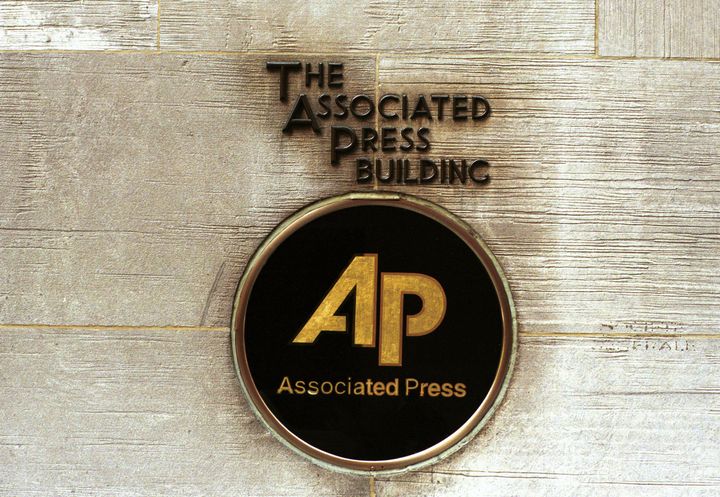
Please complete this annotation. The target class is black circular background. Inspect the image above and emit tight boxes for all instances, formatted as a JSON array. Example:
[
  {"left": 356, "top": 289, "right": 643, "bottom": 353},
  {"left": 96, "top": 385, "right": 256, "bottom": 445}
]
[{"left": 241, "top": 203, "right": 504, "bottom": 462}]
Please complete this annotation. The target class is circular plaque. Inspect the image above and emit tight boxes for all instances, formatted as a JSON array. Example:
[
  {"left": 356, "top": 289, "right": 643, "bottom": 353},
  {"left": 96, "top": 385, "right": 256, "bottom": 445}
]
[{"left": 231, "top": 192, "right": 515, "bottom": 473}]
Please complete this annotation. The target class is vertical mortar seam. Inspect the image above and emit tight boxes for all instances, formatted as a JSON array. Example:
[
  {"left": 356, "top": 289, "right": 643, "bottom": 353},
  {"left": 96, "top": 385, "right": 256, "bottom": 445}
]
[
  {"left": 595, "top": 0, "right": 600, "bottom": 55},
  {"left": 156, "top": 0, "right": 162, "bottom": 49}
]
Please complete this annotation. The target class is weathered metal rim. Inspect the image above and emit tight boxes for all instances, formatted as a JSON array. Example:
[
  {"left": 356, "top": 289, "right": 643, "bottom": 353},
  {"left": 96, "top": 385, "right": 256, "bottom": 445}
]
[{"left": 230, "top": 191, "right": 517, "bottom": 476}]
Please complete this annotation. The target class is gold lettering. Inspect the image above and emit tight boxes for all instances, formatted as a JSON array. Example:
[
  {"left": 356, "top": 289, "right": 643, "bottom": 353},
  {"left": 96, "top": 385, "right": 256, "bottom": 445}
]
[
  {"left": 293, "top": 254, "right": 377, "bottom": 346},
  {"left": 353, "top": 381, "right": 366, "bottom": 395},
  {"left": 405, "top": 377, "right": 419, "bottom": 395},
  {"left": 277, "top": 376, "right": 293, "bottom": 394},
  {"left": 373, "top": 381, "right": 386, "bottom": 396},
  {"left": 386, "top": 378, "right": 399, "bottom": 396},
  {"left": 275, "top": 377, "right": 465, "bottom": 398},
  {"left": 441, "top": 382, "right": 454, "bottom": 398},
  {"left": 379, "top": 273, "right": 446, "bottom": 366},
  {"left": 307, "top": 380, "right": 319, "bottom": 395}
]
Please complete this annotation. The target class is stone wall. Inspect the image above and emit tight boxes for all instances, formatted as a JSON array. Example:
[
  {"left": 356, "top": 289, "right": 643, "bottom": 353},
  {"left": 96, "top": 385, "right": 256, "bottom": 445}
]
[{"left": 1, "top": 1, "right": 719, "bottom": 496}]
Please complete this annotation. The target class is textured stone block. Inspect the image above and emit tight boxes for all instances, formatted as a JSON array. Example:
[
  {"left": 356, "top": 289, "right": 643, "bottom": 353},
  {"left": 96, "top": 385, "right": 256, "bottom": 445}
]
[
  {"left": 160, "top": 0, "right": 594, "bottom": 54},
  {"left": 0, "top": 1, "right": 157, "bottom": 49}
]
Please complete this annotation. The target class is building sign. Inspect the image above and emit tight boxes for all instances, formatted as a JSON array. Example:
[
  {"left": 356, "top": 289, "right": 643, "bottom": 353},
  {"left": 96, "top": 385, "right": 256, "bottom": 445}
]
[
  {"left": 232, "top": 192, "right": 515, "bottom": 472},
  {"left": 266, "top": 61, "right": 492, "bottom": 186}
]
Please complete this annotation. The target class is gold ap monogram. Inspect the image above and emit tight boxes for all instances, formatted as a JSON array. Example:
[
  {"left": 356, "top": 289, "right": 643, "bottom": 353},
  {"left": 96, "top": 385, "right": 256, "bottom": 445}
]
[{"left": 293, "top": 254, "right": 447, "bottom": 366}]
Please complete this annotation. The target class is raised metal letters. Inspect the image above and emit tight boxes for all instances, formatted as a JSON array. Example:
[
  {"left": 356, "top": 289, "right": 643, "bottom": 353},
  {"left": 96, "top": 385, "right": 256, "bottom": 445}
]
[
  {"left": 267, "top": 61, "right": 493, "bottom": 186},
  {"left": 293, "top": 254, "right": 447, "bottom": 366}
]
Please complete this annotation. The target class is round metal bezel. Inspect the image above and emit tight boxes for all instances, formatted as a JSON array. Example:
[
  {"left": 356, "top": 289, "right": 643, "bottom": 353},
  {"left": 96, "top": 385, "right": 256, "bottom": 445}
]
[{"left": 231, "top": 191, "right": 516, "bottom": 475}]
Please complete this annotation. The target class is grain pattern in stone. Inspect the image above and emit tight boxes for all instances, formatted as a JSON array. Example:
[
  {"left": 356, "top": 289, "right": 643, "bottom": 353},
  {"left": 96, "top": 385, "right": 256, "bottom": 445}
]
[
  {"left": 159, "top": 0, "right": 594, "bottom": 54},
  {"left": 0, "top": 327, "right": 717, "bottom": 496},
  {"left": 0, "top": 327, "right": 367, "bottom": 496},
  {"left": 1, "top": 54, "right": 719, "bottom": 334},
  {"left": 378, "top": 56, "right": 720, "bottom": 335},
  {"left": 0, "top": 53, "right": 374, "bottom": 327},
  {"left": 376, "top": 334, "right": 720, "bottom": 496},
  {"left": 599, "top": 0, "right": 720, "bottom": 58},
  {"left": 0, "top": 1, "right": 157, "bottom": 50}
]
